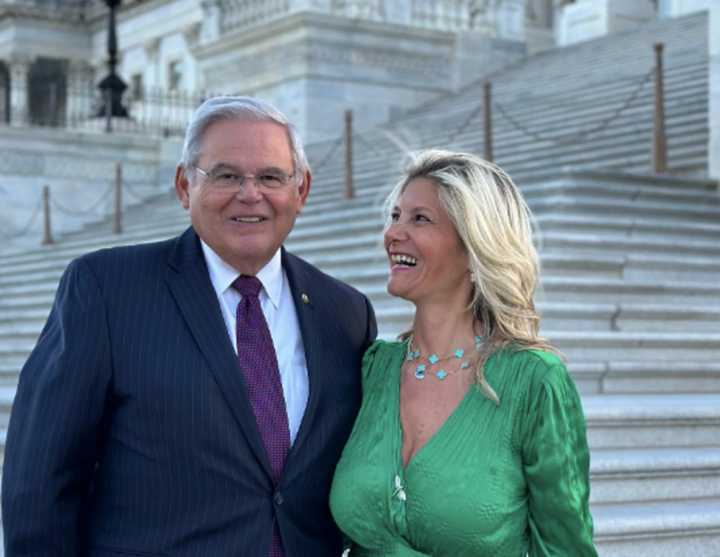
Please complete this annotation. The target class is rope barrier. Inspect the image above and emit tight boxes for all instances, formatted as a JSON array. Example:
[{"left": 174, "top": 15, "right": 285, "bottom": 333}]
[
  {"left": 0, "top": 195, "right": 42, "bottom": 240},
  {"left": 493, "top": 67, "right": 654, "bottom": 147},
  {"left": 122, "top": 180, "right": 155, "bottom": 203},
  {"left": 446, "top": 100, "right": 487, "bottom": 145},
  {"left": 354, "top": 132, "right": 386, "bottom": 159},
  {"left": 49, "top": 183, "right": 114, "bottom": 217},
  {"left": 310, "top": 137, "right": 343, "bottom": 173}
]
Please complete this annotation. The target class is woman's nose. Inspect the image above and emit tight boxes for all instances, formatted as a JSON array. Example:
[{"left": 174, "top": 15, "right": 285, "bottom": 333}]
[{"left": 384, "top": 222, "right": 407, "bottom": 244}]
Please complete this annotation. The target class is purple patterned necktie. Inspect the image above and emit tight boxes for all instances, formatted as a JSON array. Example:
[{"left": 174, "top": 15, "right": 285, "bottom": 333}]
[{"left": 233, "top": 275, "right": 290, "bottom": 557}]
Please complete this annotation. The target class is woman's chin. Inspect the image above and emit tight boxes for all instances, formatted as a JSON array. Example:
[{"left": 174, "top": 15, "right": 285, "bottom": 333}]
[{"left": 386, "top": 281, "right": 413, "bottom": 302}]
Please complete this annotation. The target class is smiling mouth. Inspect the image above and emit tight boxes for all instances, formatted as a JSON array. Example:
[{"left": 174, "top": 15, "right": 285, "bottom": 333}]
[
  {"left": 231, "top": 216, "right": 267, "bottom": 223},
  {"left": 390, "top": 253, "right": 418, "bottom": 267}
]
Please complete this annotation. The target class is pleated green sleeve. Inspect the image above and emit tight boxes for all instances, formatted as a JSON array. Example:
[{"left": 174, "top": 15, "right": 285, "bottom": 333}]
[{"left": 521, "top": 359, "right": 598, "bottom": 556}]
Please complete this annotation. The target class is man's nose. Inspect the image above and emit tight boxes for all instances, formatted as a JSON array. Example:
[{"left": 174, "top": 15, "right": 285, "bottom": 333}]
[{"left": 234, "top": 179, "right": 263, "bottom": 201}]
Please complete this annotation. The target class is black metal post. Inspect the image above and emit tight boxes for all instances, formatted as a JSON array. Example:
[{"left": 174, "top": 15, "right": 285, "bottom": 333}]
[
  {"left": 113, "top": 162, "right": 123, "bottom": 234},
  {"left": 484, "top": 81, "right": 493, "bottom": 163},
  {"left": 42, "top": 186, "right": 53, "bottom": 245},
  {"left": 344, "top": 110, "right": 354, "bottom": 199},
  {"left": 653, "top": 43, "right": 667, "bottom": 174},
  {"left": 97, "top": 0, "right": 129, "bottom": 131}
]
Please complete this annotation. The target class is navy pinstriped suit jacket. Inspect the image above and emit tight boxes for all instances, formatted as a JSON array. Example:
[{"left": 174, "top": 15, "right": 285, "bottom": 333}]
[{"left": 2, "top": 227, "right": 377, "bottom": 557}]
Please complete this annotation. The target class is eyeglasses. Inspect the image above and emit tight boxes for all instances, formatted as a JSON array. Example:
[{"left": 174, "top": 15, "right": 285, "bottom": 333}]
[{"left": 193, "top": 166, "right": 298, "bottom": 191}]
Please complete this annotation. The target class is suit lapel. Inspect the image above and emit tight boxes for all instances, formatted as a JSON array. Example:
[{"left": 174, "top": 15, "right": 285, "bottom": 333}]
[
  {"left": 282, "top": 250, "right": 324, "bottom": 462},
  {"left": 164, "top": 228, "right": 273, "bottom": 480}
]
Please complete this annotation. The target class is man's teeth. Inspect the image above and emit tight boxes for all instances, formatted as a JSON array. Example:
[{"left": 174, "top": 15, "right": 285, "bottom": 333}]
[
  {"left": 233, "top": 217, "right": 263, "bottom": 223},
  {"left": 391, "top": 254, "right": 417, "bottom": 266}
]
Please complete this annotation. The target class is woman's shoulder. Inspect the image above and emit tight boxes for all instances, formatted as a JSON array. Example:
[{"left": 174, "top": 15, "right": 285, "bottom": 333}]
[
  {"left": 361, "top": 339, "right": 405, "bottom": 381},
  {"left": 488, "top": 346, "right": 571, "bottom": 395}
]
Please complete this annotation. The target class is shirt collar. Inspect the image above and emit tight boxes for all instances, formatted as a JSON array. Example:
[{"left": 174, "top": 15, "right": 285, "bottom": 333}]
[{"left": 200, "top": 241, "right": 283, "bottom": 309}]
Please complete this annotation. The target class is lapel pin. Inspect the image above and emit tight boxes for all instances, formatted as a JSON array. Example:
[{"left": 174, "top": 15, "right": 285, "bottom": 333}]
[{"left": 301, "top": 293, "right": 310, "bottom": 304}]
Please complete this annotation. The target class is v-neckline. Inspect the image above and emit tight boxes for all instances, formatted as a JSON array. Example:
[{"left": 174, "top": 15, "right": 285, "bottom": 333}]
[{"left": 394, "top": 341, "right": 475, "bottom": 472}]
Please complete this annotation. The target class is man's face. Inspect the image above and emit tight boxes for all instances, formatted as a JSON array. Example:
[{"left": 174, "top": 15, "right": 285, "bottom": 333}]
[{"left": 175, "top": 118, "right": 311, "bottom": 275}]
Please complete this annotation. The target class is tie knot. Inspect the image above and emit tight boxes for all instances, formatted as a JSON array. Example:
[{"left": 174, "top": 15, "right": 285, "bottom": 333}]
[{"left": 233, "top": 275, "right": 262, "bottom": 298}]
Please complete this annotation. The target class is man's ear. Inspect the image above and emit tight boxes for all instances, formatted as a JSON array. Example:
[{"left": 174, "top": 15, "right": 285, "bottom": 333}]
[
  {"left": 175, "top": 165, "right": 191, "bottom": 210},
  {"left": 296, "top": 170, "right": 312, "bottom": 212}
]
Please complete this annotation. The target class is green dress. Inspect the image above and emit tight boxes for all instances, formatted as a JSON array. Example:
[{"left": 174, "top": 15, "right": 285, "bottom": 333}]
[{"left": 329, "top": 340, "right": 597, "bottom": 557}]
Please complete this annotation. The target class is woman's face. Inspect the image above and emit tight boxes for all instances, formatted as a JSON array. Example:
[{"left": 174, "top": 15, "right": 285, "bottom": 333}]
[{"left": 384, "top": 177, "right": 471, "bottom": 305}]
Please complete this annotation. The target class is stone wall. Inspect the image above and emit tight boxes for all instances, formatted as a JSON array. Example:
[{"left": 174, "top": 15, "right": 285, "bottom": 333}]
[
  {"left": 658, "top": 0, "right": 712, "bottom": 17},
  {"left": 0, "top": 127, "right": 181, "bottom": 249},
  {"left": 195, "top": 10, "right": 525, "bottom": 142},
  {"left": 556, "top": 0, "right": 656, "bottom": 46}
]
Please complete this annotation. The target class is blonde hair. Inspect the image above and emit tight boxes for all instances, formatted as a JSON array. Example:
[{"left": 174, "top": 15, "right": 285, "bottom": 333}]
[{"left": 385, "top": 150, "right": 557, "bottom": 404}]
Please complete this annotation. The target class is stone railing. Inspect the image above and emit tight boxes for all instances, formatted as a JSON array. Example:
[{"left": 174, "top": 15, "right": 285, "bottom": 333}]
[
  {"left": 219, "top": 0, "right": 290, "bottom": 33},
  {"left": 216, "top": 0, "right": 479, "bottom": 34},
  {"left": 410, "top": 0, "right": 472, "bottom": 31},
  {"left": 0, "top": 0, "right": 89, "bottom": 20}
]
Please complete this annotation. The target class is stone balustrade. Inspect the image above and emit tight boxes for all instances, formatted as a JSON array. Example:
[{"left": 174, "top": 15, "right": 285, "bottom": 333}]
[{"left": 216, "top": 0, "right": 485, "bottom": 34}]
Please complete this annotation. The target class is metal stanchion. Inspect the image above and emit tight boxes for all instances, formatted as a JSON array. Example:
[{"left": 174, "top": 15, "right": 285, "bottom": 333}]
[
  {"left": 344, "top": 110, "right": 354, "bottom": 199},
  {"left": 113, "top": 162, "right": 123, "bottom": 234},
  {"left": 484, "top": 81, "right": 493, "bottom": 163},
  {"left": 42, "top": 186, "right": 53, "bottom": 245},
  {"left": 653, "top": 42, "right": 667, "bottom": 174}
]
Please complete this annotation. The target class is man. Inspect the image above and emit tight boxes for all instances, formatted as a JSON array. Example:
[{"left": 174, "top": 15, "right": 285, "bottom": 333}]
[{"left": 2, "top": 96, "right": 377, "bottom": 556}]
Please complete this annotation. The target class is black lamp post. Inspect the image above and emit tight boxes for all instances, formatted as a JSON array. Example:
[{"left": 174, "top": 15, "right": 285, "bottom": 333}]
[{"left": 97, "top": 0, "right": 129, "bottom": 130}]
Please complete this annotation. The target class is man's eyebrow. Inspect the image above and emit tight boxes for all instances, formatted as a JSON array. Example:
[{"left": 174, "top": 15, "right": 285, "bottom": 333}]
[
  {"left": 207, "top": 162, "right": 241, "bottom": 173},
  {"left": 207, "top": 163, "right": 289, "bottom": 174}
]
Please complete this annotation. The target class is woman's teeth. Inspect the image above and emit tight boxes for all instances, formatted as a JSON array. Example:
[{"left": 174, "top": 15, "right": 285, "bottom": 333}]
[{"left": 391, "top": 254, "right": 417, "bottom": 267}]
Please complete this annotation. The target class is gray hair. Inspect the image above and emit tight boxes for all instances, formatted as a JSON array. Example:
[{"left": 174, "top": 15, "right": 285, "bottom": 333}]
[{"left": 180, "top": 96, "right": 310, "bottom": 176}]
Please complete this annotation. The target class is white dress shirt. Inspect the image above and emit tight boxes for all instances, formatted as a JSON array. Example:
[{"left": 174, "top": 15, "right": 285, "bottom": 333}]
[{"left": 201, "top": 241, "right": 309, "bottom": 445}]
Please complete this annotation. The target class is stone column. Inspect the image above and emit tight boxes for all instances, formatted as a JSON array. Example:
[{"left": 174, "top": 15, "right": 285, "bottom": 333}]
[
  {"left": 8, "top": 56, "right": 32, "bottom": 126},
  {"left": 199, "top": 0, "right": 222, "bottom": 44},
  {"left": 710, "top": 1, "right": 720, "bottom": 178},
  {"left": 383, "top": 0, "right": 411, "bottom": 25}
]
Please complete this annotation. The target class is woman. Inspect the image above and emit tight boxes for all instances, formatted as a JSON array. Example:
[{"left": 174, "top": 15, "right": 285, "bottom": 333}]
[{"left": 330, "top": 150, "right": 597, "bottom": 556}]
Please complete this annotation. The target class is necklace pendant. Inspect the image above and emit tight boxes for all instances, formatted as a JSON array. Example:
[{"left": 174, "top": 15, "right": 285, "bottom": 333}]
[
  {"left": 435, "top": 369, "right": 448, "bottom": 380},
  {"left": 454, "top": 349, "right": 464, "bottom": 359},
  {"left": 460, "top": 360, "right": 470, "bottom": 369},
  {"left": 415, "top": 364, "right": 427, "bottom": 380},
  {"left": 428, "top": 354, "right": 439, "bottom": 365}
]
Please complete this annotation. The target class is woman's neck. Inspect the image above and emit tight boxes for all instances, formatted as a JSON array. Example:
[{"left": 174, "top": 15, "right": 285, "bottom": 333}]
[{"left": 411, "top": 301, "right": 477, "bottom": 355}]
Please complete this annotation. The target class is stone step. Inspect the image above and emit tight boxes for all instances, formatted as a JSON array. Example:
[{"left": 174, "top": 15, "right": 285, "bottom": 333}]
[
  {"left": 364, "top": 276, "right": 720, "bottom": 307},
  {"left": 572, "top": 361, "right": 720, "bottom": 395},
  {"left": 540, "top": 232, "right": 720, "bottom": 258},
  {"left": 590, "top": 447, "right": 720, "bottom": 505},
  {"left": 357, "top": 82, "right": 707, "bottom": 148},
  {"left": 408, "top": 62, "right": 707, "bottom": 118},
  {"left": 583, "top": 394, "right": 720, "bottom": 449},
  {"left": 592, "top": 498, "right": 720, "bottom": 557},
  {"left": 0, "top": 386, "right": 16, "bottom": 428},
  {"left": 67, "top": 179, "right": 717, "bottom": 252},
  {"left": 536, "top": 213, "right": 720, "bottom": 242},
  {"left": 445, "top": 102, "right": 708, "bottom": 161},
  {"left": 0, "top": 361, "right": 25, "bottom": 386},
  {"left": 375, "top": 301, "right": 720, "bottom": 335},
  {"left": 296, "top": 244, "right": 719, "bottom": 278},
  {"left": 328, "top": 122, "right": 708, "bottom": 187},
  {"left": 550, "top": 331, "right": 720, "bottom": 362},
  {"left": 5, "top": 217, "right": 718, "bottom": 281}
]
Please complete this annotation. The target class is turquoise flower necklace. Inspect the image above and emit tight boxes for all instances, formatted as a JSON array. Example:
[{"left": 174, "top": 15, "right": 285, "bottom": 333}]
[{"left": 406, "top": 335, "right": 483, "bottom": 381}]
